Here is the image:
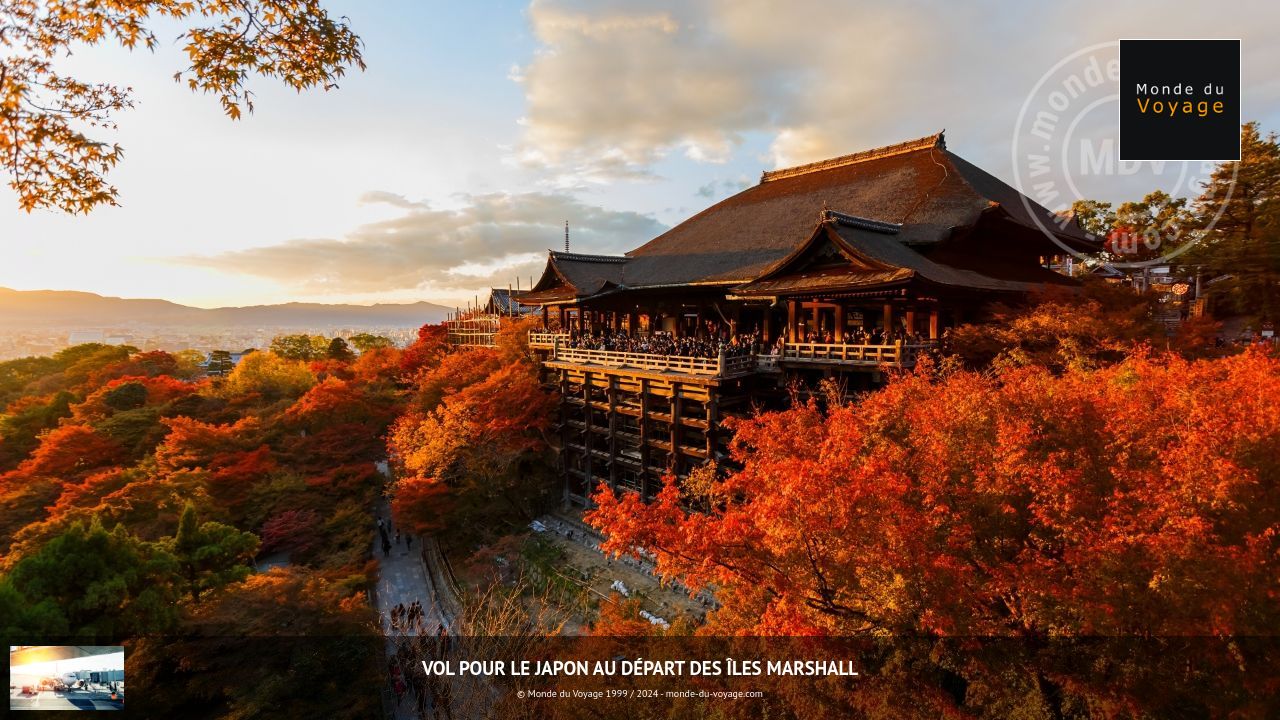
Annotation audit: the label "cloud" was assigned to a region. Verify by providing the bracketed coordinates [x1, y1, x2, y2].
[514, 0, 1280, 181]
[181, 192, 667, 295]
[696, 176, 751, 199]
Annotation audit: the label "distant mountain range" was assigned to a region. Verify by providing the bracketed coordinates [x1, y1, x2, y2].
[0, 287, 451, 329]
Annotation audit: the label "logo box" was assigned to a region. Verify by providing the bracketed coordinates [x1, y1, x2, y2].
[1119, 39, 1240, 161]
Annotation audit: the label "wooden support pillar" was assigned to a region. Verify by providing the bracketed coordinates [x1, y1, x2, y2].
[762, 308, 772, 343]
[629, 310, 639, 334]
[581, 371, 593, 487]
[834, 304, 846, 342]
[638, 378, 651, 500]
[706, 393, 719, 460]
[607, 377, 618, 490]
[905, 309, 916, 338]
[611, 312, 621, 332]
[929, 308, 939, 339]
[669, 385, 683, 477]
[882, 303, 893, 336]
[787, 300, 798, 343]
[559, 369, 571, 503]
[541, 305, 549, 329]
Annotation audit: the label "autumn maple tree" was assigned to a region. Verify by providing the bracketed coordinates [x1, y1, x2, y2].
[589, 348, 1280, 638]
[1, 0, 364, 213]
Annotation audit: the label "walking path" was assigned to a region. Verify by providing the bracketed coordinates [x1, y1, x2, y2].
[372, 507, 448, 636]
[371, 501, 463, 719]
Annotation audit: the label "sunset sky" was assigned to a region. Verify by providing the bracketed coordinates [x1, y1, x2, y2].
[2, 0, 1279, 308]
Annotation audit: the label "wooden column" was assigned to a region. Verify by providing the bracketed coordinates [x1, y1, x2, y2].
[787, 300, 798, 342]
[611, 312, 621, 332]
[559, 369, 571, 503]
[629, 310, 639, 334]
[607, 377, 618, 490]
[929, 308, 940, 339]
[638, 379, 651, 500]
[834, 304, 846, 342]
[581, 371, 593, 487]
[706, 393, 719, 460]
[541, 305, 549, 328]
[669, 384, 683, 478]
[882, 303, 893, 336]
[762, 308, 772, 343]
[905, 309, 916, 338]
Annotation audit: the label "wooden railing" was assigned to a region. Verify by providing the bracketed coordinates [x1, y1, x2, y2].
[779, 341, 936, 366]
[531, 330, 934, 375]
[550, 346, 730, 376]
[528, 331, 570, 349]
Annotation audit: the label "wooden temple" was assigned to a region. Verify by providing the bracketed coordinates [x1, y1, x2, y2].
[509, 132, 1095, 504]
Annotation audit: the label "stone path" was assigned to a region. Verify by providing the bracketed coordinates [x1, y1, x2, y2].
[371, 503, 450, 636]
[371, 501, 460, 719]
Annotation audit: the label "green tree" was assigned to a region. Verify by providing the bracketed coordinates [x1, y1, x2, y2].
[220, 351, 315, 401]
[348, 333, 392, 353]
[171, 349, 209, 380]
[1, 1, 364, 213]
[269, 334, 328, 361]
[2, 518, 179, 635]
[326, 336, 355, 362]
[206, 350, 235, 376]
[164, 503, 259, 603]
[1070, 198, 1116, 237]
[1187, 122, 1280, 321]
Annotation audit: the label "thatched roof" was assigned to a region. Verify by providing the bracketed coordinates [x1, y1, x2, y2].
[521, 132, 1094, 303]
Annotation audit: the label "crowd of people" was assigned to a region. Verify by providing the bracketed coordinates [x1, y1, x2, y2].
[797, 327, 934, 345]
[563, 329, 759, 359]
[388, 624, 455, 719]
[560, 325, 935, 359]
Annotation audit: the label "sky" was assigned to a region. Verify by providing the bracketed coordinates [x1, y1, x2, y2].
[9, 649, 125, 680]
[1, 0, 1279, 308]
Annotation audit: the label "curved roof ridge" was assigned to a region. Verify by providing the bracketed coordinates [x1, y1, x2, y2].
[760, 131, 945, 183]
[549, 250, 628, 264]
[823, 209, 903, 235]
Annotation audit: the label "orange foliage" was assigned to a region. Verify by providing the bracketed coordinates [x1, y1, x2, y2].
[391, 474, 451, 535]
[589, 348, 1280, 638]
[285, 377, 390, 430]
[350, 346, 402, 383]
[590, 593, 661, 637]
[72, 374, 199, 422]
[154, 416, 263, 473]
[16, 424, 123, 480]
[399, 323, 449, 377]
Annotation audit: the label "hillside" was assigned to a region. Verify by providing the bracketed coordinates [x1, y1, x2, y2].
[0, 287, 450, 329]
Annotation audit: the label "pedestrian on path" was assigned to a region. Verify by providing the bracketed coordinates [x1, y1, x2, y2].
[406, 533, 413, 550]
[396, 529, 401, 545]
[382, 537, 392, 558]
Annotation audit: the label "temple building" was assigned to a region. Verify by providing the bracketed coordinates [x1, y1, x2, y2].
[507, 132, 1096, 504]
